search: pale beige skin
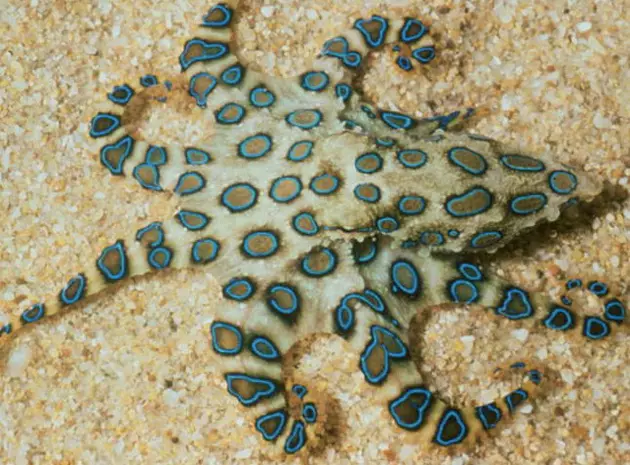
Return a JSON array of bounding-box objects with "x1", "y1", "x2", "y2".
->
[{"x1": 2, "y1": 0, "x2": 623, "y2": 458}]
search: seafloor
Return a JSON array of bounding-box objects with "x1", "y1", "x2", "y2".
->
[{"x1": 0, "y1": 0, "x2": 628, "y2": 464}]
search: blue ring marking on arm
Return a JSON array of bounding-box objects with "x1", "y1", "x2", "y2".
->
[
  {"x1": 179, "y1": 39, "x2": 229, "y2": 71},
  {"x1": 249, "y1": 86, "x2": 276, "y2": 108},
  {"x1": 191, "y1": 238, "x2": 221, "y2": 264},
  {"x1": 59, "y1": 274, "x2": 87, "y2": 305},
  {"x1": 457, "y1": 262, "x2": 483, "y2": 281},
  {"x1": 376, "y1": 216, "x2": 399, "y2": 233},
  {"x1": 175, "y1": 210, "x2": 210, "y2": 231},
  {"x1": 500, "y1": 154, "x2": 545, "y2": 172},
  {"x1": 470, "y1": 231, "x2": 503, "y2": 249},
  {"x1": 448, "y1": 279, "x2": 479, "y2": 304},
  {"x1": 354, "y1": 15, "x2": 388, "y2": 48},
  {"x1": 242, "y1": 231, "x2": 280, "y2": 258},
  {"x1": 202, "y1": 4, "x2": 233, "y2": 27},
  {"x1": 445, "y1": 187, "x2": 493, "y2": 218},
  {"x1": 250, "y1": 336, "x2": 281, "y2": 361},
  {"x1": 148, "y1": 246, "x2": 173, "y2": 270},
  {"x1": 285, "y1": 109, "x2": 323, "y2": 130},
  {"x1": 381, "y1": 111, "x2": 416, "y2": 130},
  {"x1": 188, "y1": 72, "x2": 217, "y2": 107},
  {"x1": 267, "y1": 284, "x2": 300, "y2": 315},
  {"x1": 302, "y1": 403, "x2": 318, "y2": 424},
  {"x1": 509, "y1": 193, "x2": 548, "y2": 215},
  {"x1": 287, "y1": 140, "x2": 314, "y2": 162},
  {"x1": 388, "y1": 386, "x2": 433, "y2": 430},
  {"x1": 145, "y1": 146, "x2": 167, "y2": 166},
  {"x1": 225, "y1": 373, "x2": 278, "y2": 406},
  {"x1": 400, "y1": 18, "x2": 426, "y2": 43},
  {"x1": 135, "y1": 222, "x2": 164, "y2": 248},
  {"x1": 255, "y1": 409, "x2": 288, "y2": 441},
  {"x1": 335, "y1": 83, "x2": 353, "y2": 102},
  {"x1": 139, "y1": 74, "x2": 158, "y2": 87},
  {"x1": 543, "y1": 306, "x2": 575, "y2": 331},
  {"x1": 292, "y1": 384, "x2": 308, "y2": 399},
  {"x1": 185, "y1": 147, "x2": 212, "y2": 165},
  {"x1": 353, "y1": 183, "x2": 381, "y2": 203},
  {"x1": 221, "y1": 64, "x2": 245, "y2": 85},
  {"x1": 107, "y1": 84, "x2": 135, "y2": 105},
  {"x1": 390, "y1": 260, "x2": 421, "y2": 297},
  {"x1": 548, "y1": 170, "x2": 578, "y2": 194},
  {"x1": 475, "y1": 403, "x2": 502, "y2": 430},
  {"x1": 210, "y1": 322, "x2": 243, "y2": 355},
  {"x1": 582, "y1": 316, "x2": 610, "y2": 340},
  {"x1": 587, "y1": 281, "x2": 608, "y2": 297},
  {"x1": 174, "y1": 172, "x2": 206, "y2": 196},
  {"x1": 355, "y1": 152, "x2": 383, "y2": 174},
  {"x1": 397, "y1": 149, "x2": 428, "y2": 169},
  {"x1": 433, "y1": 409, "x2": 468, "y2": 446},
  {"x1": 301, "y1": 248, "x2": 337, "y2": 277},
  {"x1": 566, "y1": 278, "x2": 583, "y2": 290},
  {"x1": 221, "y1": 183, "x2": 258, "y2": 212},
  {"x1": 215, "y1": 102, "x2": 246, "y2": 124},
  {"x1": 20, "y1": 303, "x2": 46, "y2": 324},
  {"x1": 495, "y1": 287, "x2": 534, "y2": 320},
  {"x1": 284, "y1": 421, "x2": 307, "y2": 454},
  {"x1": 419, "y1": 231, "x2": 445, "y2": 246},
  {"x1": 504, "y1": 389, "x2": 529, "y2": 413},
  {"x1": 604, "y1": 299, "x2": 626, "y2": 323},
  {"x1": 412, "y1": 46, "x2": 436, "y2": 64},
  {"x1": 238, "y1": 134, "x2": 273, "y2": 159},
  {"x1": 96, "y1": 240, "x2": 128, "y2": 282},
  {"x1": 223, "y1": 278, "x2": 256, "y2": 301},
  {"x1": 292, "y1": 212, "x2": 319, "y2": 236},
  {"x1": 300, "y1": 71, "x2": 329, "y2": 92},
  {"x1": 270, "y1": 176, "x2": 303, "y2": 202},
  {"x1": 309, "y1": 173, "x2": 339, "y2": 195},
  {"x1": 89, "y1": 113, "x2": 121, "y2": 138},
  {"x1": 447, "y1": 147, "x2": 488, "y2": 175}
]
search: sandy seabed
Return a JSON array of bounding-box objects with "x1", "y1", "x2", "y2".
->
[{"x1": 0, "y1": 0, "x2": 628, "y2": 464}]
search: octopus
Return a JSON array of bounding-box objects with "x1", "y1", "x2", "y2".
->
[{"x1": 1, "y1": 0, "x2": 626, "y2": 458}]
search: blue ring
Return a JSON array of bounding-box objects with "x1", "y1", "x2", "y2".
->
[
  {"x1": 188, "y1": 72, "x2": 218, "y2": 108},
  {"x1": 457, "y1": 262, "x2": 483, "y2": 281},
  {"x1": 300, "y1": 71, "x2": 329, "y2": 92},
  {"x1": 433, "y1": 409, "x2": 468, "y2": 446},
  {"x1": 302, "y1": 403, "x2": 318, "y2": 424},
  {"x1": 242, "y1": 231, "x2": 280, "y2": 258},
  {"x1": 284, "y1": 421, "x2": 307, "y2": 454},
  {"x1": 185, "y1": 148, "x2": 211, "y2": 165},
  {"x1": 133, "y1": 163, "x2": 162, "y2": 191},
  {"x1": 267, "y1": 284, "x2": 300, "y2": 315},
  {"x1": 495, "y1": 287, "x2": 534, "y2": 320},
  {"x1": 504, "y1": 389, "x2": 528, "y2": 413},
  {"x1": 285, "y1": 109, "x2": 323, "y2": 130},
  {"x1": 355, "y1": 152, "x2": 383, "y2": 174},
  {"x1": 543, "y1": 306, "x2": 575, "y2": 331},
  {"x1": 397, "y1": 149, "x2": 428, "y2": 169},
  {"x1": 448, "y1": 229, "x2": 460, "y2": 238},
  {"x1": 202, "y1": 4, "x2": 233, "y2": 27},
  {"x1": 215, "y1": 102, "x2": 246, "y2": 124},
  {"x1": 292, "y1": 212, "x2": 319, "y2": 236},
  {"x1": 353, "y1": 183, "x2": 381, "y2": 203},
  {"x1": 210, "y1": 322, "x2": 243, "y2": 355},
  {"x1": 270, "y1": 176, "x2": 303, "y2": 203},
  {"x1": 400, "y1": 18, "x2": 426, "y2": 43},
  {"x1": 381, "y1": 111, "x2": 415, "y2": 130},
  {"x1": 148, "y1": 246, "x2": 172, "y2": 270},
  {"x1": 249, "y1": 86, "x2": 276, "y2": 108},
  {"x1": 354, "y1": 15, "x2": 388, "y2": 48},
  {"x1": 500, "y1": 154, "x2": 545, "y2": 172},
  {"x1": 445, "y1": 187, "x2": 493, "y2": 218},
  {"x1": 225, "y1": 373, "x2": 278, "y2": 406},
  {"x1": 139, "y1": 74, "x2": 158, "y2": 87},
  {"x1": 397, "y1": 195, "x2": 426, "y2": 215},
  {"x1": 107, "y1": 84, "x2": 134, "y2": 105},
  {"x1": 470, "y1": 231, "x2": 503, "y2": 249},
  {"x1": 145, "y1": 146, "x2": 167, "y2": 166},
  {"x1": 448, "y1": 279, "x2": 479, "y2": 304},
  {"x1": 59, "y1": 274, "x2": 87, "y2": 305},
  {"x1": 286, "y1": 140, "x2": 314, "y2": 162},
  {"x1": 604, "y1": 299, "x2": 626, "y2": 322},
  {"x1": 221, "y1": 183, "x2": 258, "y2": 212},
  {"x1": 353, "y1": 241, "x2": 378, "y2": 265},
  {"x1": 175, "y1": 210, "x2": 209, "y2": 231},
  {"x1": 238, "y1": 134, "x2": 272, "y2": 159},
  {"x1": 566, "y1": 278, "x2": 583, "y2": 290},
  {"x1": 191, "y1": 238, "x2": 221, "y2": 264},
  {"x1": 390, "y1": 260, "x2": 421, "y2": 297},
  {"x1": 221, "y1": 64, "x2": 245, "y2": 85},
  {"x1": 90, "y1": 113, "x2": 121, "y2": 138},
  {"x1": 549, "y1": 170, "x2": 578, "y2": 195},
  {"x1": 447, "y1": 147, "x2": 488, "y2": 175},
  {"x1": 335, "y1": 83, "x2": 352, "y2": 102},
  {"x1": 255, "y1": 409, "x2": 288, "y2": 441},
  {"x1": 250, "y1": 336, "x2": 281, "y2": 361},
  {"x1": 583, "y1": 316, "x2": 610, "y2": 340},
  {"x1": 388, "y1": 386, "x2": 433, "y2": 430},
  {"x1": 396, "y1": 56, "x2": 413, "y2": 71},
  {"x1": 96, "y1": 240, "x2": 128, "y2": 282},
  {"x1": 412, "y1": 46, "x2": 436, "y2": 64},
  {"x1": 179, "y1": 39, "x2": 229, "y2": 71},
  {"x1": 475, "y1": 403, "x2": 502, "y2": 430},
  {"x1": 419, "y1": 231, "x2": 445, "y2": 246},
  {"x1": 309, "y1": 173, "x2": 339, "y2": 195},
  {"x1": 135, "y1": 222, "x2": 164, "y2": 248},
  {"x1": 223, "y1": 278, "x2": 256, "y2": 301},
  {"x1": 587, "y1": 280, "x2": 608, "y2": 297},
  {"x1": 301, "y1": 248, "x2": 337, "y2": 277},
  {"x1": 20, "y1": 303, "x2": 45, "y2": 324},
  {"x1": 509, "y1": 193, "x2": 548, "y2": 215},
  {"x1": 174, "y1": 171, "x2": 206, "y2": 196},
  {"x1": 292, "y1": 384, "x2": 308, "y2": 399},
  {"x1": 376, "y1": 216, "x2": 399, "y2": 233}
]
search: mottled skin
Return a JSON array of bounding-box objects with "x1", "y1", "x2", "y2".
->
[{"x1": 1, "y1": 0, "x2": 626, "y2": 458}]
